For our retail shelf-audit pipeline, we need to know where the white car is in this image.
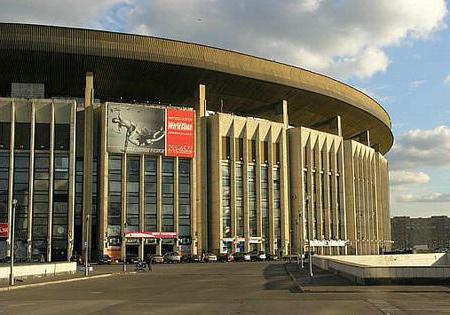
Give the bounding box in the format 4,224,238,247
163,252,181,263
204,253,217,262
244,253,251,261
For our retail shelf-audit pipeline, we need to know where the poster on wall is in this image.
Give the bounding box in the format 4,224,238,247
166,109,195,158
108,103,166,154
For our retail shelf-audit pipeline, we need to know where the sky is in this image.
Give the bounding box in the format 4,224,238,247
1,0,450,218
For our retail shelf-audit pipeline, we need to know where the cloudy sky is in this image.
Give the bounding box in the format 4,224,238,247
1,0,450,218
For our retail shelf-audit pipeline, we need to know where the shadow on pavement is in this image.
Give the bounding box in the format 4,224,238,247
262,262,302,293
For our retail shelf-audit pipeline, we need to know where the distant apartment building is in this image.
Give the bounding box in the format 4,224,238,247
391,216,450,251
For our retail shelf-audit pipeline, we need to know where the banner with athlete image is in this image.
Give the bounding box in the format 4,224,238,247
107,103,195,157
107,103,166,154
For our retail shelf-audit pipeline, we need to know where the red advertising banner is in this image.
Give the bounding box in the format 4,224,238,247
0,223,8,238
166,109,195,158
147,232,178,239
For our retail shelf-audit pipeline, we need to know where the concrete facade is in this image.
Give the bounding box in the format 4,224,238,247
0,24,393,261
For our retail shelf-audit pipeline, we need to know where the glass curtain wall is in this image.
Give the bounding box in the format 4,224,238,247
126,156,140,232
162,158,174,232
261,166,269,252
235,164,244,237
273,168,281,244
178,159,191,238
144,157,157,232
0,150,8,257
248,165,257,237
221,161,231,238
32,153,49,258
13,152,29,259
108,155,122,240
52,152,69,261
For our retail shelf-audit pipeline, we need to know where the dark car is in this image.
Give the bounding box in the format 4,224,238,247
70,254,84,265
233,252,247,262
0,256,11,263
266,254,279,261
98,254,112,265
30,253,45,263
126,255,140,264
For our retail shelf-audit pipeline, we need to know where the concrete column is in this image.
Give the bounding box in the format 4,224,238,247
82,72,94,260
255,136,262,251
279,100,290,255
174,157,179,252
139,154,145,259
194,84,207,254
268,131,274,255
99,103,109,255
243,126,249,252
67,101,76,260
121,154,127,260
47,102,55,262
6,100,15,257
27,102,36,260
156,155,162,256
230,128,237,252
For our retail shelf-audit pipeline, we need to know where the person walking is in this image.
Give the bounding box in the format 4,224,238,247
148,256,153,271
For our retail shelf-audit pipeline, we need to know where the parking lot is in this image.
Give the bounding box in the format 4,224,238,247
1,262,450,314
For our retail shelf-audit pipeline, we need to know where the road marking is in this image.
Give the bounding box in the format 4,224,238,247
367,299,405,314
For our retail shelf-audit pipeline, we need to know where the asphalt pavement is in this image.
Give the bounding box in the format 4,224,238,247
0,262,449,314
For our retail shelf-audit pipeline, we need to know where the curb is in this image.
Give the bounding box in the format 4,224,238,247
284,263,305,293
0,273,115,292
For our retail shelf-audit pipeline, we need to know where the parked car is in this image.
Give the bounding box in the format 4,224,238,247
126,255,140,264
148,254,164,264
243,253,252,262
70,254,84,265
218,253,234,262
266,254,279,261
98,254,112,265
231,253,245,262
163,252,181,263
204,252,218,262
249,251,266,262
30,253,45,263
180,254,201,263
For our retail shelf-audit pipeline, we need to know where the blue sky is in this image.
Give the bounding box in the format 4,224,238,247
1,0,449,217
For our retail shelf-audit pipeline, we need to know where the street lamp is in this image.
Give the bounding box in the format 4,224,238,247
9,198,17,286
84,214,90,277
123,221,128,272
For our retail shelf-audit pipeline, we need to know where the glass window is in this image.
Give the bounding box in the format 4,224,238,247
162,158,174,232
108,155,122,237
221,161,231,238
126,156,140,232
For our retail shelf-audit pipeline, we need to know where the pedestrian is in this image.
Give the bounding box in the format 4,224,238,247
148,256,153,271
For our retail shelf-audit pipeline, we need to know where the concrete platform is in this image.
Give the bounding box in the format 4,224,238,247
0,262,76,280
313,254,450,285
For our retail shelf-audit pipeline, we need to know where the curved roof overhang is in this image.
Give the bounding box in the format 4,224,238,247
0,23,393,153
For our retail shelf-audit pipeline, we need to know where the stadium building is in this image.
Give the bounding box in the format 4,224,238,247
0,23,392,262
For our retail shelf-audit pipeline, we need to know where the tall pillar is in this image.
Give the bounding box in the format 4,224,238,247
99,103,109,256
139,154,145,259
121,154,127,260
82,72,94,260
156,155,162,256
279,100,290,255
194,84,207,254
47,102,55,261
6,100,15,257
67,101,77,260
27,102,36,260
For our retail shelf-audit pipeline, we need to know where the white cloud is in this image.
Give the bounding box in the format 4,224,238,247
397,192,450,203
444,74,450,86
390,170,430,186
0,0,123,29
0,0,447,80
388,125,450,170
409,79,427,88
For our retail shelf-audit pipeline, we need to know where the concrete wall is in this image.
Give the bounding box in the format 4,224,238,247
0,262,76,279
313,254,450,284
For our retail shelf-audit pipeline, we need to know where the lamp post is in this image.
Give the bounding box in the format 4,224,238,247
123,221,127,272
84,214,90,277
9,199,17,286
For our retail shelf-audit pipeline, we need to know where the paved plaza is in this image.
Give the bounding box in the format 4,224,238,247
0,262,450,314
